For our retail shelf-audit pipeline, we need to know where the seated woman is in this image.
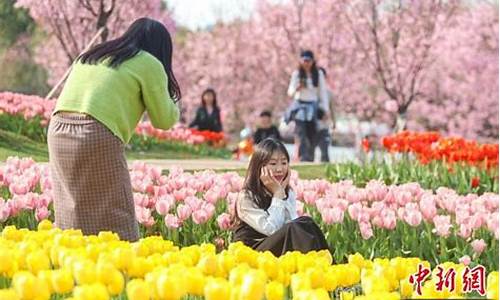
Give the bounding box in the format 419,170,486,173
189,88,223,132
232,138,330,257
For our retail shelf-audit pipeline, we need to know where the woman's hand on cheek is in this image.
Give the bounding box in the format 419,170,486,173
260,167,285,199
281,168,291,189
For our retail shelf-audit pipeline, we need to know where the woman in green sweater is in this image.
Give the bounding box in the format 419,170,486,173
48,18,180,241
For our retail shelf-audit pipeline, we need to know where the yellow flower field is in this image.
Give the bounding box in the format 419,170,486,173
0,220,497,300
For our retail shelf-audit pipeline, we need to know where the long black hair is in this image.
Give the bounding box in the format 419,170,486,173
201,88,218,109
298,50,319,87
79,17,181,102
243,138,290,210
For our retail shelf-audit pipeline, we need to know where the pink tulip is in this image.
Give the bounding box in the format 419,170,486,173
177,204,192,221
0,200,9,222
217,213,232,230
420,194,437,221
458,224,472,239
348,203,363,221
468,214,484,230
185,196,202,211
359,222,373,240
471,239,487,255
135,207,154,227
35,206,50,221
204,190,219,204
403,203,422,227
9,182,29,195
155,198,173,216
164,214,180,229
459,255,471,266
303,191,317,205
322,207,344,225
173,189,187,202
433,215,452,238
382,210,397,230
192,209,210,225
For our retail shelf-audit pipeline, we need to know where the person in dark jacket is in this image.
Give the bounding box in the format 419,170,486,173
189,88,222,132
253,110,281,145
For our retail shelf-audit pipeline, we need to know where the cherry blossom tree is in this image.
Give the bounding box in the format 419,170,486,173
16,0,175,85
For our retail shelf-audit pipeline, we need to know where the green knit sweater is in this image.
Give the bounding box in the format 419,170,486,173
55,51,179,143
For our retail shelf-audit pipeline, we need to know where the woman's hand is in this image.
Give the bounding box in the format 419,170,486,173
281,168,291,190
260,167,286,199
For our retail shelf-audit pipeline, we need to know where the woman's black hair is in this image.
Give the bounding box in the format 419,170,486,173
243,138,290,210
79,17,181,102
298,50,319,87
201,88,218,108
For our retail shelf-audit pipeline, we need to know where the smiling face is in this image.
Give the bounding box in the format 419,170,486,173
263,150,289,183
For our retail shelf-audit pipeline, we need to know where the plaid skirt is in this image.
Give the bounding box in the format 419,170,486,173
47,113,139,241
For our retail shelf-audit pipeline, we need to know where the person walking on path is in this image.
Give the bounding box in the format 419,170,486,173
48,18,181,241
285,50,329,162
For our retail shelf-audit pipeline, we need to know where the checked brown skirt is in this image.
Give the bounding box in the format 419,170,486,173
47,113,139,241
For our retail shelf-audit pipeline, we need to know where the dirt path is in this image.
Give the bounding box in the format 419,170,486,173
0,158,320,171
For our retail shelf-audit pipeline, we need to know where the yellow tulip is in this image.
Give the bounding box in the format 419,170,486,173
240,270,267,300
258,251,279,279
126,279,150,300
111,247,134,271
266,281,284,300
229,264,250,286
73,260,97,285
399,279,413,298
291,273,312,295
73,283,109,300
107,269,124,296
37,220,53,231
185,267,206,296
340,291,354,300
37,270,53,294
306,267,325,289
323,268,338,291
26,250,51,275
204,278,231,300
197,254,218,276
51,268,74,294
348,253,366,269
0,248,17,277
12,271,37,300
156,272,186,300
0,289,20,300
97,231,119,243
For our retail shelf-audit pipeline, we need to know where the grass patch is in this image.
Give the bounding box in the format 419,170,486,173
0,129,230,162
0,129,49,161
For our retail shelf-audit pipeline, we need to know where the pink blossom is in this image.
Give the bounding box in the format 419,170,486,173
348,203,363,220
217,213,232,230
135,207,155,227
321,207,344,225
164,214,180,229
204,190,219,204
459,255,471,266
359,222,373,240
433,215,452,238
35,206,50,221
192,209,210,225
470,239,487,255
176,204,192,221
155,198,173,216
303,191,317,205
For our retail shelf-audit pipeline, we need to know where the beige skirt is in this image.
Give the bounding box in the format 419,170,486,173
47,112,139,241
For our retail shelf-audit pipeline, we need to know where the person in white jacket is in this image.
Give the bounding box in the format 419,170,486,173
285,50,329,162
231,138,330,257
